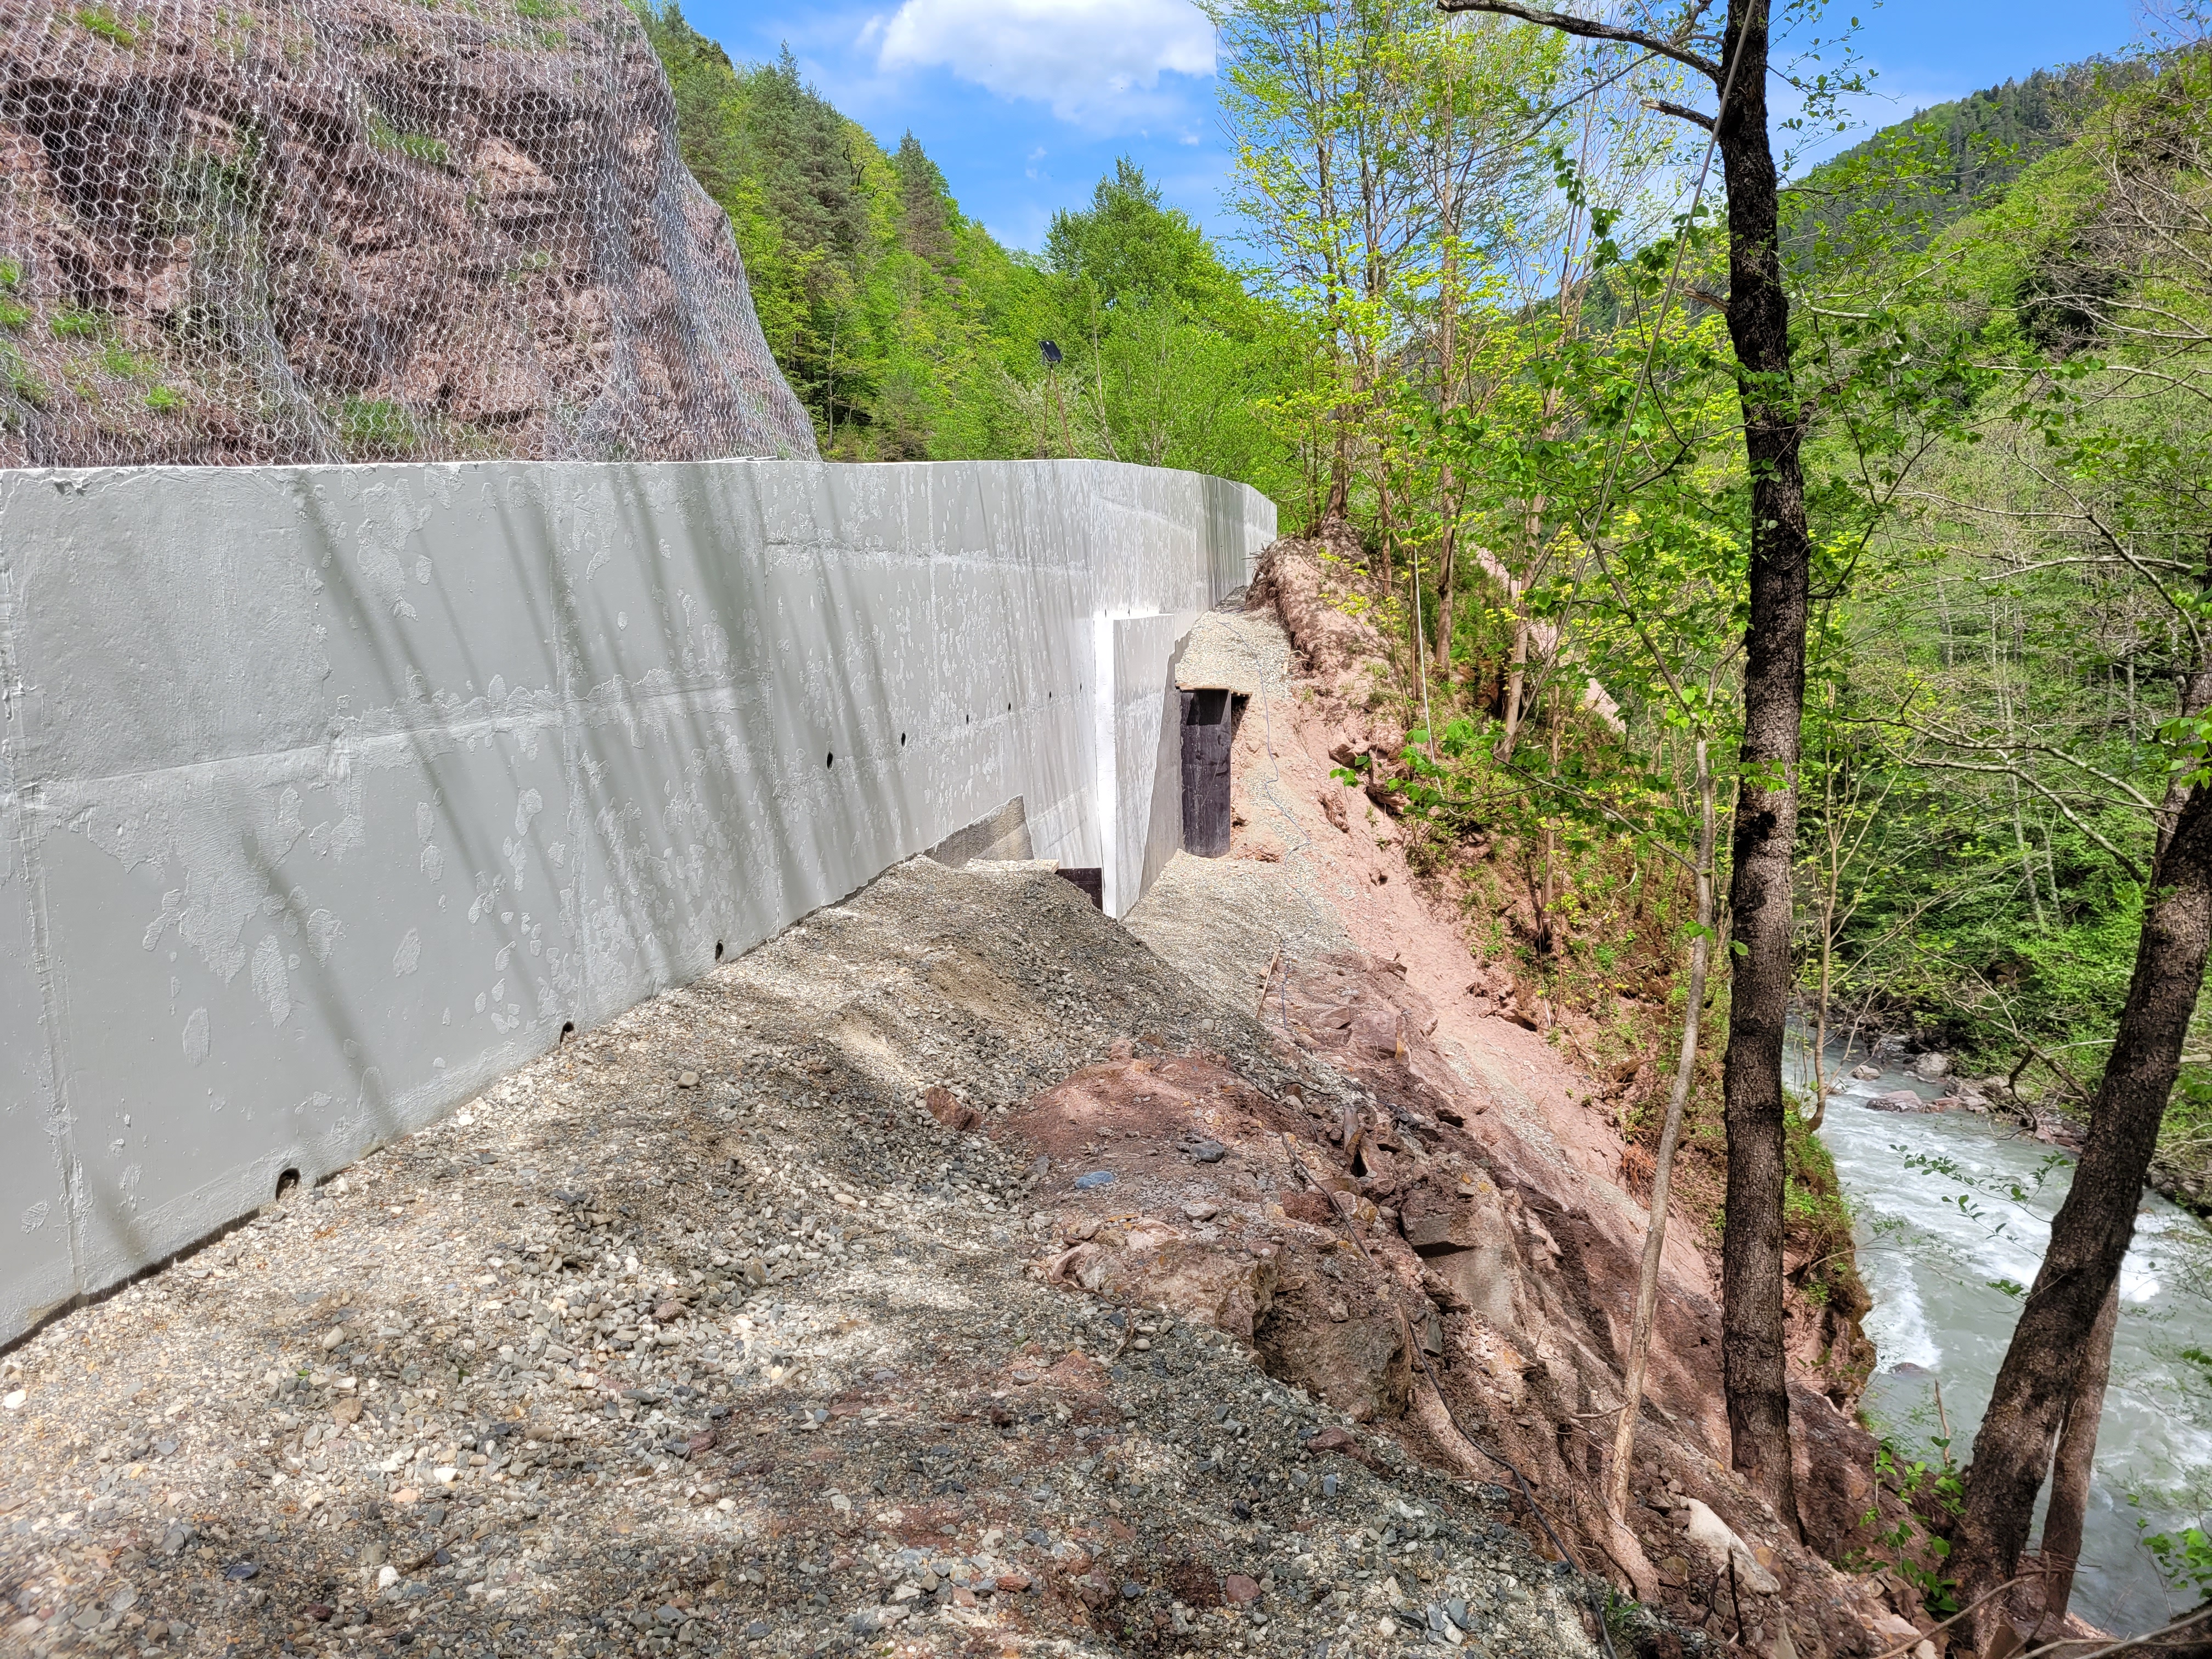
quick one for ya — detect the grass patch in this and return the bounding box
[74,4,136,44]
[50,307,105,339]
[365,111,451,167]
[2,343,48,409]
[337,397,419,455]
[145,384,183,413]
[101,341,155,379]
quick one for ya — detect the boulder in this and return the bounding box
[1396,1175,1529,1333]
[1866,1090,1935,1114]
[924,1086,981,1132]
[1850,1064,1882,1081]
[1908,1052,1951,1081]
[1680,1499,1780,1596]
[1258,1305,1408,1423]
[1046,1237,1277,1343]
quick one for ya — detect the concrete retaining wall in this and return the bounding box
[0,458,1274,1341]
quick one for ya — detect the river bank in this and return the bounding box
[1793,1035,2212,1631]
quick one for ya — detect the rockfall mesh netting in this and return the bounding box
[0,0,818,467]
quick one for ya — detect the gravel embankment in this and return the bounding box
[0,857,1601,1659]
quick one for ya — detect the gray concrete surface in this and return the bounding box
[0,456,1273,1340]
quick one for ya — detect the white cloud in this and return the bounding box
[872,0,1215,127]
[1772,63,1970,172]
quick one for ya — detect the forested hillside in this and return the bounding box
[1080,0,2205,1629]
[1791,56,2148,245]
[643,7,1299,502]
[647,3,2212,1215]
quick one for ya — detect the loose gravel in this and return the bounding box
[0,857,1602,1659]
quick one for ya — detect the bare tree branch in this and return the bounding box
[1908,756,2149,881]
[1433,0,1723,82]
[1645,97,1716,131]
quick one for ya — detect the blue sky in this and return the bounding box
[670,0,2146,252]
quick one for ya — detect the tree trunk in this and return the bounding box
[1435,0,1812,1531]
[1496,600,1530,760]
[2033,1283,2119,1641]
[1609,737,1718,1517]
[1434,518,1458,678]
[1709,0,1808,1533]
[1954,772,2212,1635]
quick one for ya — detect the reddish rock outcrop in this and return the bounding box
[0,0,816,465]
[1002,946,1906,1655]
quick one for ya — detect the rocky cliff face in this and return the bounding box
[0,0,816,466]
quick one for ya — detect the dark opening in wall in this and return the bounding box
[714,941,725,962]
[275,1167,301,1201]
[560,1020,576,1043]
[1181,688,1235,857]
[826,751,835,768]
[1056,867,1104,909]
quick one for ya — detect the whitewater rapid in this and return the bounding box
[1799,1040,2212,1631]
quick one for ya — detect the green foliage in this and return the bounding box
[1787,57,2146,258]
[364,111,449,166]
[640,7,1299,499]
[74,5,136,45]
[1789,47,2212,1203]
[145,385,183,413]
[337,398,419,457]
[2135,1516,2212,1605]
[1851,1442,1965,1615]
[100,341,155,379]
[1,342,47,409]
[50,307,105,339]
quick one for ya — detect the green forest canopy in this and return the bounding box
[648,4,2212,1182]
[644,6,1302,505]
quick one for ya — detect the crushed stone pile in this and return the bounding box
[0,859,1612,1659]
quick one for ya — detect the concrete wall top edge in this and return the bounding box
[0,456,1273,492]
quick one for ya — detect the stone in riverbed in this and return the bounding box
[1866,1090,1936,1113]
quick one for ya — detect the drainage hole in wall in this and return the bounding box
[826,751,835,768]
[275,1167,301,1201]
[900,732,907,746]
[714,940,725,962]
[1006,702,1012,712]
[560,1019,576,1043]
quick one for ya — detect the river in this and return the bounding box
[1791,1034,2212,1632]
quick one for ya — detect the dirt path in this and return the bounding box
[1139,611,1714,1312]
